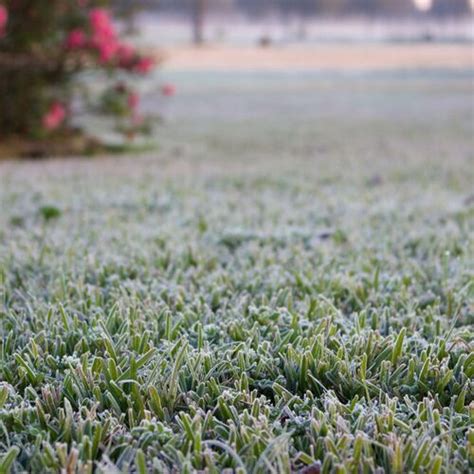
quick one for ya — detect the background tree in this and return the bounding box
[431,0,471,16]
[193,0,207,44]
[146,0,471,17]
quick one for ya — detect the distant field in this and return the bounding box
[160,43,474,71]
[0,69,473,472]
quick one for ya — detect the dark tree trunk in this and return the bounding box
[192,0,207,45]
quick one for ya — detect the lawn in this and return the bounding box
[0,69,473,473]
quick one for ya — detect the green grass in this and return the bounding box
[0,70,473,473]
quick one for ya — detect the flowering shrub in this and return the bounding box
[0,5,7,38]
[0,1,157,145]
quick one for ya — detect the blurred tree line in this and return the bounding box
[115,0,472,45]
[116,0,472,17]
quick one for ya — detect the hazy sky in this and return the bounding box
[414,0,431,10]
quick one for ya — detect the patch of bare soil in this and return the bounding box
[0,132,103,160]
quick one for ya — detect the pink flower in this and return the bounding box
[89,8,119,64]
[0,5,8,38]
[66,29,87,50]
[134,57,154,75]
[96,40,118,63]
[117,43,136,68]
[42,102,66,131]
[161,84,176,97]
[89,9,115,37]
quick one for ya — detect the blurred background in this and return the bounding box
[0,0,472,157]
[122,1,473,165]
[123,0,474,45]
